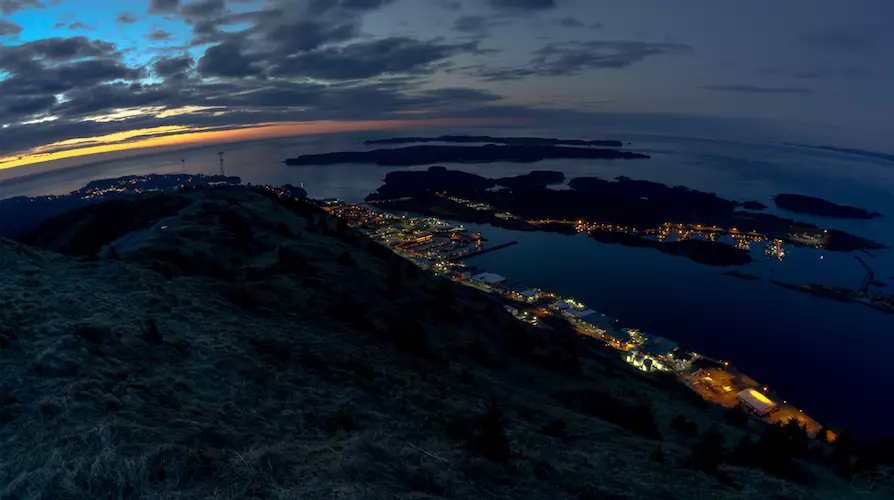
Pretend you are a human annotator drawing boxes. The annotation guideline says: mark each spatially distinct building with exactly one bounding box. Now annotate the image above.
[553,300,596,318]
[471,272,506,285]
[737,388,777,416]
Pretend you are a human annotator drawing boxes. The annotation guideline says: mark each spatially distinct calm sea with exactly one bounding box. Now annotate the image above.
[3,133,893,436]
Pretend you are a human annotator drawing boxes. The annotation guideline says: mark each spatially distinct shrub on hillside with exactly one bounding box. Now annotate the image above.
[224,283,259,309]
[446,407,512,462]
[382,319,433,358]
[540,419,568,439]
[685,425,726,474]
[142,316,163,344]
[671,414,699,436]
[725,404,749,428]
[337,251,356,267]
[73,323,110,344]
[552,390,661,440]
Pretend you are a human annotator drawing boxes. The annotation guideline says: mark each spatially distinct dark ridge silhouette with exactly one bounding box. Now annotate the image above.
[285,144,649,166]
[364,135,624,148]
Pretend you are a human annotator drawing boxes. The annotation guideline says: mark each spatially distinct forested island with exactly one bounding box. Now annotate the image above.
[364,135,624,147]
[285,144,648,166]
[365,166,884,264]
[774,193,881,219]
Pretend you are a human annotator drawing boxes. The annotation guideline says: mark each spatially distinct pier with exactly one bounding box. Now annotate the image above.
[449,241,518,261]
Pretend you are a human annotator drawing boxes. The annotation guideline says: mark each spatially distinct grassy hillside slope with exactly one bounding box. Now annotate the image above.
[0,186,887,499]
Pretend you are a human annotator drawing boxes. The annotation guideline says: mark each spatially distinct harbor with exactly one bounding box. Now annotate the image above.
[312,196,836,439]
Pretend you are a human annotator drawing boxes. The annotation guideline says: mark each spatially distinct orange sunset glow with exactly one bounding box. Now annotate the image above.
[0,117,525,172]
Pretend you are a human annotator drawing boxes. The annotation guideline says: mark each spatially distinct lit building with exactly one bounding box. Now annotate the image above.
[736,388,777,416]
[471,272,507,285]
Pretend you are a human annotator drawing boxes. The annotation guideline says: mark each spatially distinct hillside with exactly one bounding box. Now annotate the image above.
[0,186,889,499]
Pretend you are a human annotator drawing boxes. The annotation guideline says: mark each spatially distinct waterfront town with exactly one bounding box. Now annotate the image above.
[309,195,832,441]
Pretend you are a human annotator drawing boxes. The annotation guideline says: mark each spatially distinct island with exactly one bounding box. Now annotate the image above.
[771,280,894,314]
[363,166,884,264]
[774,193,882,219]
[285,144,648,167]
[364,135,624,148]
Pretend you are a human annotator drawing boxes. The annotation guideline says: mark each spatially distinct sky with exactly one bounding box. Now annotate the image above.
[1,0,893,175]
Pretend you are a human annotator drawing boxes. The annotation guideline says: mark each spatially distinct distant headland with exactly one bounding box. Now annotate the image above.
[363,135,624,148]
[774,193,882,219]
[285,144,648,167]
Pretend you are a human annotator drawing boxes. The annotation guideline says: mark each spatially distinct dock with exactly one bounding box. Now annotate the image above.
[449,241,518,261]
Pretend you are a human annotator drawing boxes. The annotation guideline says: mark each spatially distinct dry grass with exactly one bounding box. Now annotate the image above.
[0,187,890,499]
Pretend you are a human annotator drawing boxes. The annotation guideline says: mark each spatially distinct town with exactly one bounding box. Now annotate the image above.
[312,196,832,441]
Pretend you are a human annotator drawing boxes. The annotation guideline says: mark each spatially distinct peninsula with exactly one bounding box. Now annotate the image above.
[774,193,882,219]
[285,144,648,166]
[0,173,242,239]
[364,135,624,148]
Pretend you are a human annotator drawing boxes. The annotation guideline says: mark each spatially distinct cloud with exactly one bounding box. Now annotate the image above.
[489,0,556,10]
[116,12,137,23]
[799,28,875,52]
[196,41,263,77]
[148,0,179,14]
[440,0,462,10]
[758,67,871,80]
[0,19,23,38]
[452,15,507,36]
[153,54,194,79]
[180,0,226,17]
[464,40,692,80]
[66,22,93,31]
[555,17,601,29]
[702,85,814,95]
[149,30,173,41]
[0,0,44,15]
[270,37,480,80]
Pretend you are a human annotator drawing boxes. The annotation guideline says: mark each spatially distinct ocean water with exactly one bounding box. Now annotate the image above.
[3,132,893,436]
